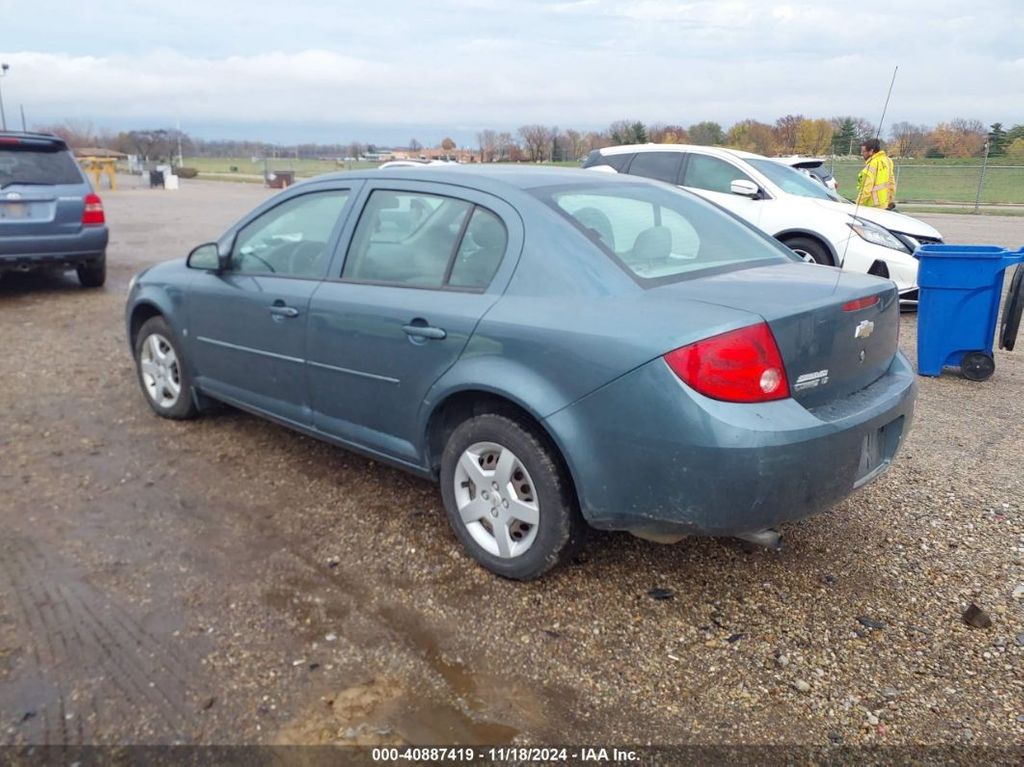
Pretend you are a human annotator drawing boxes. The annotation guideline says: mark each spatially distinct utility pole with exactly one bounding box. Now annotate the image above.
[20,104,26,131]
[0,63,9,131]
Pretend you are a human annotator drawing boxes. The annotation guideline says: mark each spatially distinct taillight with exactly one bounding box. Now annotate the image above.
[664,322,790,403]
[82,193,105,225]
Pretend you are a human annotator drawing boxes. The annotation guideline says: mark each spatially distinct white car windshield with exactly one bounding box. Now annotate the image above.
[748,159,839,201]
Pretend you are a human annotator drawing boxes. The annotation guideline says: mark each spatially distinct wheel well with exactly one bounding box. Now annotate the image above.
[129,303,163,348]
[426,391,575,487]
[777,232,835,265]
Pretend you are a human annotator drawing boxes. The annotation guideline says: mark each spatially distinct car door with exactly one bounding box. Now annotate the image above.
[680,153,765,228]
[186,185,357,425]
[306,182,521,465]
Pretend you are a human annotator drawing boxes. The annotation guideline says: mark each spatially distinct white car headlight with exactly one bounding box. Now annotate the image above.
[848,218,910,253]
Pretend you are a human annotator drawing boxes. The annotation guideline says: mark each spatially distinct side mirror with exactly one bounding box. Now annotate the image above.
[186,243,221,271]
[730,179,761,198]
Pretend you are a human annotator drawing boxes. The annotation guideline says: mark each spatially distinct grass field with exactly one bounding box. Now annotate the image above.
[180,156,1024,205]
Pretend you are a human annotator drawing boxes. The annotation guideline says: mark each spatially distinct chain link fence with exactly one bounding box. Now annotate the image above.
[829,161,1024,207]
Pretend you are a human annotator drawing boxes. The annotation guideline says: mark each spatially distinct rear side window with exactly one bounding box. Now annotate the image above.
[0,148,83,186]
[626,152,683,185]
[682,155,752,194]
[537,182,795,285]
[343,190,506,291]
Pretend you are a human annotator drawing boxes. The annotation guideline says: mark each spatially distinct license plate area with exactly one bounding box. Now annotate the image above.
[0,202,28,219]
[854,416,905,488]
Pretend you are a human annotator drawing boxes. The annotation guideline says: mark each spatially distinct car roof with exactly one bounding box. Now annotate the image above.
[293,164,659,194]
[598,143,764,161]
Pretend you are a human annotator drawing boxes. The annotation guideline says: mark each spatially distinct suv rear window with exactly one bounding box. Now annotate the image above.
[0,147,84,187]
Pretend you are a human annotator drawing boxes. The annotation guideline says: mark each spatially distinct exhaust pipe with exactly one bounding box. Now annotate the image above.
[736,528,782,551]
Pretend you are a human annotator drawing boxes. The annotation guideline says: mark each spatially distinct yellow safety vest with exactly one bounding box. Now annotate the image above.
[857,150,896,208]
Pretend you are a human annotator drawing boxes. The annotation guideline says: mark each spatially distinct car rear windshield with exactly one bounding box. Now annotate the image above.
[0,147,83,187]
[533,181,797,286]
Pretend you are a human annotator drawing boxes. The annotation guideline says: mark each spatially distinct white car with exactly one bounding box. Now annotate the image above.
[583,144,942,306]
[379,159,455,169]
[775,156,839,194]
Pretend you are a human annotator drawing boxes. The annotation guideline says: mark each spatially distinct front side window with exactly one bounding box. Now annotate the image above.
[627,152,683,185]
[536,182,795,284]
[231,190,350,277]
[343,190,506,290]
[682,155,753,194]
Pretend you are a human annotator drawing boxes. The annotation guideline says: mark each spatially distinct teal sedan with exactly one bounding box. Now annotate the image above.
[125,167,915,579]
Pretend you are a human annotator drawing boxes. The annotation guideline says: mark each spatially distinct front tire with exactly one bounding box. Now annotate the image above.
[784,236,833,266]
[134,316,199,419]
[440,413,584,580]
[77,254,106,288]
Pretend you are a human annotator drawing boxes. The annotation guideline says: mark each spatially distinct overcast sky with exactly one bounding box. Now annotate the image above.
[2,0,1022,146]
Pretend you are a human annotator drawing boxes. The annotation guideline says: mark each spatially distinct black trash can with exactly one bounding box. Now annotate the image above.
[149,170,165,188]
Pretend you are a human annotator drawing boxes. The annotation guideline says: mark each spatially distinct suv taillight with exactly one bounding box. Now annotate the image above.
[664,322,790,403]
[82,193,105,226]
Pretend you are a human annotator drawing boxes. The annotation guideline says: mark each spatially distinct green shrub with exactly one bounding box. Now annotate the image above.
[176,167,199,179]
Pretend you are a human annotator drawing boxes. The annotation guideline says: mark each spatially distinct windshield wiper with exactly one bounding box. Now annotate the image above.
[0,180,52,189]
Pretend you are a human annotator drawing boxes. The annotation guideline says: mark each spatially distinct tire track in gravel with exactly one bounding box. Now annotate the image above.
[0,535,202,743]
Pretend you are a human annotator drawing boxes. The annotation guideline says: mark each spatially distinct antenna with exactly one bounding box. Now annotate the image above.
[840,65,899,269]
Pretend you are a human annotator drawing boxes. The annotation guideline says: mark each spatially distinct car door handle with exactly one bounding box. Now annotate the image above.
[402,323,446,340]
[269,303,300,318]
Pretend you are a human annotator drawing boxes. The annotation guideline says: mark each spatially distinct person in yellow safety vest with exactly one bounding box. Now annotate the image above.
[856,138,896,210]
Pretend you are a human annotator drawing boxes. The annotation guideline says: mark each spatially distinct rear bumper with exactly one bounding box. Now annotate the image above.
[0,227,108,270]
[544,351,916,538]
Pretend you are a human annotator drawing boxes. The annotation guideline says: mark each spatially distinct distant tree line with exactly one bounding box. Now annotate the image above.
[33,116,1024,164]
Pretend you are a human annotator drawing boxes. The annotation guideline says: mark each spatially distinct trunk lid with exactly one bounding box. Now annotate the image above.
[653,262,900,406]
[0,185,86,237]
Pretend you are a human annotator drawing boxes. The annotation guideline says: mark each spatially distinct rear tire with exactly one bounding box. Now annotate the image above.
[784,236,833,266]
[134,316,199,419]
[77,254,106,288]
[440,413,585,580]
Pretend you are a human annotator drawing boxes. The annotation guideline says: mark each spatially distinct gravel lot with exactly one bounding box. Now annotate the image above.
[1,179,1022,749]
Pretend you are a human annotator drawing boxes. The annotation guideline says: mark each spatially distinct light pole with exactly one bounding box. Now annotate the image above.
[0,63,9,131]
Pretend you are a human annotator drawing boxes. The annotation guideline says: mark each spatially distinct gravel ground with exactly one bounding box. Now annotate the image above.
[0,180,1022,749]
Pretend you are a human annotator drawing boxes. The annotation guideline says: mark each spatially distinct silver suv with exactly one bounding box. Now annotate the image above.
[0,132,108,287]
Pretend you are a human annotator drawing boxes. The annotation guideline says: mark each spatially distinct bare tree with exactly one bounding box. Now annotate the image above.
[518,124,554,162]
[564,129,588,161]
[496,132,515,161]
[476,129,498,162]
[889,122,929,158]
[773,114,804,154]
[34,119,97,147]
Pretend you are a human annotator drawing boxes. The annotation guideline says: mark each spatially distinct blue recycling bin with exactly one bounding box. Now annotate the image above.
[915,244,1024,380]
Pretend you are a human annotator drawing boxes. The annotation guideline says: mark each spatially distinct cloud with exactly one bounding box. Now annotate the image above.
[1,0,1021,141]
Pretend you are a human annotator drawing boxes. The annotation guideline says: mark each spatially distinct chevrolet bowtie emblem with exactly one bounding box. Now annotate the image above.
[855,320,875,339]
